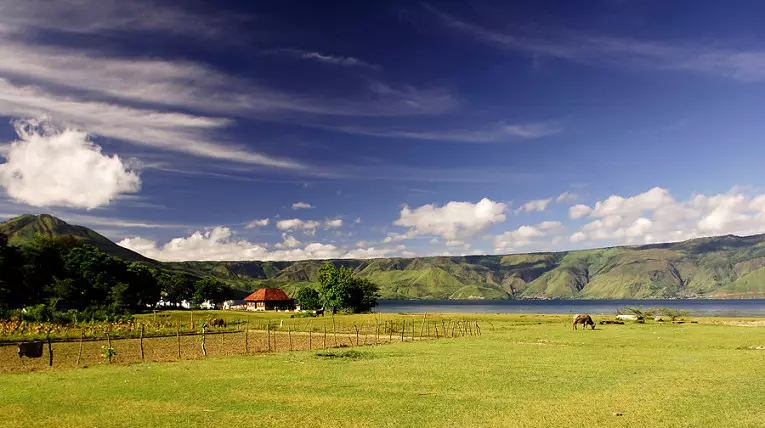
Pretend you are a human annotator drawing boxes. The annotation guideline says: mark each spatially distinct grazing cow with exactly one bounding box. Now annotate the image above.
[17,341,44,359]
[209,318,227,328]
[314,308,325,317]
[573,314,596,330]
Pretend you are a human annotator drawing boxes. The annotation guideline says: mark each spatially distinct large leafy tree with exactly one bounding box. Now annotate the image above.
[295,286,321,310]
[194,277,233,304]
[317,262,380,313]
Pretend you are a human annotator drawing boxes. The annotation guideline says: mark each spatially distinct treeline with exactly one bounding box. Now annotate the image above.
[0,233,233,321]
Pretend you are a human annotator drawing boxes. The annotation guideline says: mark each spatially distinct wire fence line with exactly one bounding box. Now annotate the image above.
[0,317,481,373]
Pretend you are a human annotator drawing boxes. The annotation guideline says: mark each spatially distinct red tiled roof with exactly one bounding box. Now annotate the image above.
[244,288,292,302]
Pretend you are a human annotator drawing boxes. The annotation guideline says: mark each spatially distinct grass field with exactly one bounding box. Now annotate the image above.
[1,312,764,427]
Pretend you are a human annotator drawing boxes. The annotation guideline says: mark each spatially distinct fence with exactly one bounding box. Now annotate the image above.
[0,317,481,373]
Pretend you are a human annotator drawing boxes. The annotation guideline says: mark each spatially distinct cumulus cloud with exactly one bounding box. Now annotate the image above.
[569,231,587,243]
[515,198,552,214]
[291,202,314,210]
[276,218,321,235]
[569,204,593,219]
[118,227,345,262]
[569,187,765,245]
[343,245,406,259]
[556,192,578,203]
[0,118,140,209]
[274,233,301,249]
[393,198,507,240]
[324,218,344,229]
[245,218,269,229]
[493,221,566,252]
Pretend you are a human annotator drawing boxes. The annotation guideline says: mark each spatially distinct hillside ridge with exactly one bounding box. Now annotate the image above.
[3,214,765,300]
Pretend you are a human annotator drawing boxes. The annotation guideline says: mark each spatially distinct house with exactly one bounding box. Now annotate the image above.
[244,288,294,311]
[222,299,247,310]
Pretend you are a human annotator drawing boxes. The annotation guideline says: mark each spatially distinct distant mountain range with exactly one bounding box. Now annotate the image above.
[3,214,765,300]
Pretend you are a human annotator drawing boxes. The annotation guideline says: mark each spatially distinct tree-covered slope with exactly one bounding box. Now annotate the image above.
[0,214,152,262]
[4,214,765,300]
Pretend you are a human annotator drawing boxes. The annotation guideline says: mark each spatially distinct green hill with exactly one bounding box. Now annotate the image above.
[4,214,765,300]
[0,214,152,263]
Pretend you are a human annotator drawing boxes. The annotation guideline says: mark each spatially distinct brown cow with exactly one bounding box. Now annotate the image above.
[573,314,596,330]
[17,341,44,359]
[209,318,227,328]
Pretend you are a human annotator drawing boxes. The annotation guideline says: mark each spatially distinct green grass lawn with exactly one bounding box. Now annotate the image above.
[1,313,764,427]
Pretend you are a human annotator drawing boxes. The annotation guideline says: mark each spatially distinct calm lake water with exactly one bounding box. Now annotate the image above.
[375,299,765,317]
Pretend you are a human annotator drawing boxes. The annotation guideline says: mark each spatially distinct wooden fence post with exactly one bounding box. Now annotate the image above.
[76,330,84,367]
[267,322,271,352]
[245,325,249,353]
[177,325,181,359]
[47,331,53,367]
[308,322,313,350]
[288,327,292,351]
[190,310,194,329]
[388,321,393,343]
[434,321,439,339]
[375,318,380,344]
[401,321,405,342]
[332,316,337,347]
[451,321,455,337]
[201,326,207,357]
[139,324,145,362]
[323,323,327,349]
[420,313,427,339]
[106,333,112,364]
[354,324,359,346]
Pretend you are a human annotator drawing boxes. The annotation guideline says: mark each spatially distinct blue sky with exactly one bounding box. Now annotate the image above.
[1,0,765,261]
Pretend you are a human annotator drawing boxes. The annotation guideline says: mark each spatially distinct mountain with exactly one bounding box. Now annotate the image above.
[0,214,152,262]
[3,214,765,299]
[170,236,765,300]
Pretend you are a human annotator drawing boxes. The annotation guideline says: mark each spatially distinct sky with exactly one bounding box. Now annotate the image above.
[1,0,765,262]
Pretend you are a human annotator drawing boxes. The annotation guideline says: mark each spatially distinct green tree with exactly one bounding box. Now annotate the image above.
[295,286,321,310]
[162,273,195,305]
[317,262,379,313]
[194,277,232,304]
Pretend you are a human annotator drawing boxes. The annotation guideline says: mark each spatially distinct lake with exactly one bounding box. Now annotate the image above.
[375,299,765,317]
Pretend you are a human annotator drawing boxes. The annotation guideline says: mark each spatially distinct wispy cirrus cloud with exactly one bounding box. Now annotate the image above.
[320,120,562,143]
[427,4,765,82]
[269,49,380,69]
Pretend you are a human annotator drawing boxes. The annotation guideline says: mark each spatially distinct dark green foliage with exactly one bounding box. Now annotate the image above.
[317,262,380,313]
[159,273,195,305]
[193,277,233,303]
[295,286,321,310]
[0,232,170,319]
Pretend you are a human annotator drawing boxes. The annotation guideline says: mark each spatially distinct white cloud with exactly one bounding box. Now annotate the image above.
[354,217,361,224]
[119,227,345,262]
[326,121,563,143]
[276,218,321,235]
[515,198,552,214]
[569,187,765,245]
[569,204,593,219]
[0,80,302,168]
[569,232,587,243]
[274,49,378,69]
[0,118,140,209]
[324,218,344,229]
[291,202,314,210]
[429,5,765,82]
[393,198,507,240]
[274,233,301,249]
[245,218,269,229]
[556,192,578,203]
[342,245,406,259]
[493,221,565,252]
